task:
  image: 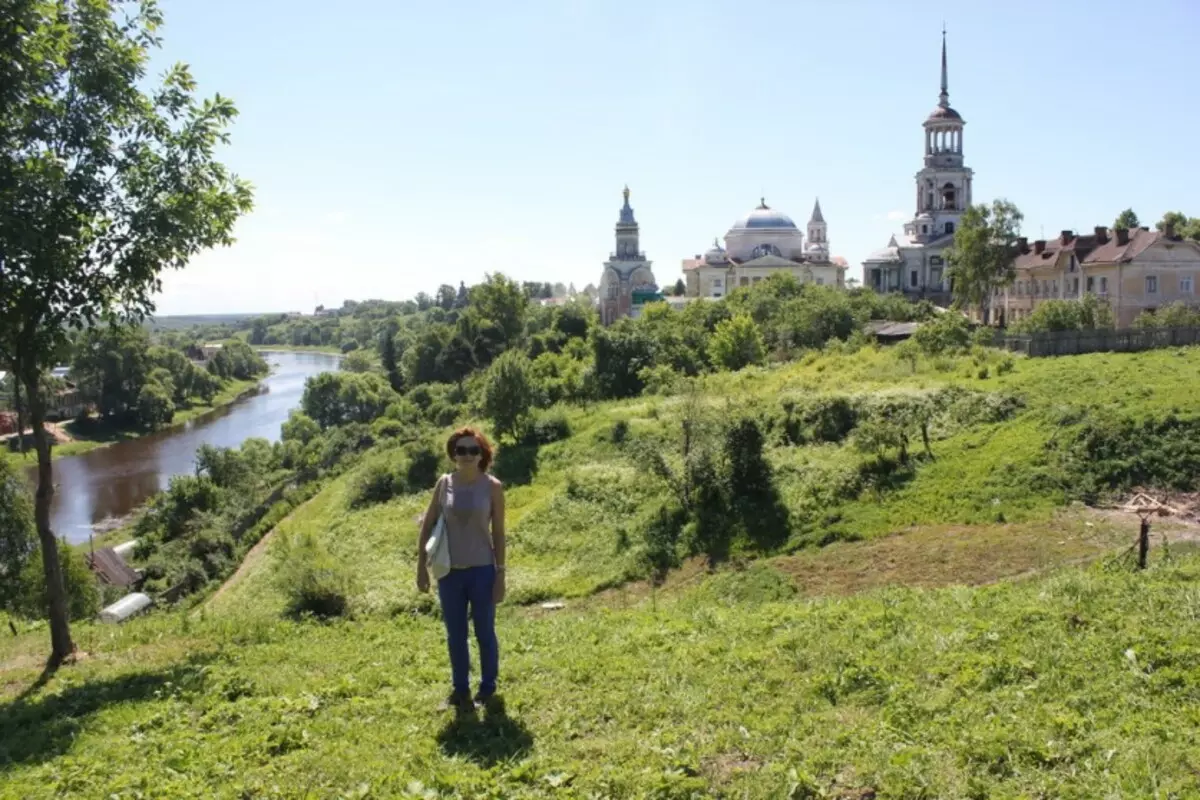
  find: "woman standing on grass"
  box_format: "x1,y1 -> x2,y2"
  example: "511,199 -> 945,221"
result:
416,426 -> 507,711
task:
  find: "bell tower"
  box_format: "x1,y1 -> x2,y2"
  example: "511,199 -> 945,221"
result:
910,28 -> 974,243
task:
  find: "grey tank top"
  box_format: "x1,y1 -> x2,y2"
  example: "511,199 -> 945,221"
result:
441,473 -> 495,568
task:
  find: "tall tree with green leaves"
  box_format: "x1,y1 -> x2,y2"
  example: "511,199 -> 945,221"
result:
945,200 -> 1024,323
1113,208 -> 1141,231
1157,211 -> 1200,242
0,0 -> 253,663
482,350 -> 534,439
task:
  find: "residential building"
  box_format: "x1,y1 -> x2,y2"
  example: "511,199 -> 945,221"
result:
863,30 -> 972,306
998,224 -> 1200,327
681,198 -> 845,299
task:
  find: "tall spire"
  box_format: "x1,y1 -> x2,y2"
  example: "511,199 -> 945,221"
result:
618,185 -> 636,226
810,197 -> 825,224
938,25 -> 949,108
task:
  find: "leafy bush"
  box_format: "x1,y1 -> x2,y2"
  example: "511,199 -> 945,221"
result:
12,543 -> 101,622
350,462 -> 401,508
1048,412 -> 1200,502
912,312 -> 970,354
708,314 -> 767,371
482,350 -> 534,438
403,443 -> 442,492
0,460 -> 35,611
274,531 -> 355,618
524,411 -> 571,446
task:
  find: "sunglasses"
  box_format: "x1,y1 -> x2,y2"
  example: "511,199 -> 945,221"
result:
455,445 -> 481,457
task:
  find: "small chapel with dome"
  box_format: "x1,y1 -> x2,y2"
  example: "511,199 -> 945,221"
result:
681,197 -> 845,298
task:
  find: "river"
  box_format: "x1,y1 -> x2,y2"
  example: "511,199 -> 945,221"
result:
43,350 -> 340,544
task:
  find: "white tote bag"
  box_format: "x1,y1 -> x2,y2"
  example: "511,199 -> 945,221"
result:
425,476 -> 452,580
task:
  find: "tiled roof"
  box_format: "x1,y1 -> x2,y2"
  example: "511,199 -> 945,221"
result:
1014,232 -> 1099,271
1083,227 -> 1162,264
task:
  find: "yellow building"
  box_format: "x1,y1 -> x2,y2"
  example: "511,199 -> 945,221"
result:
998,224 -> 1200,328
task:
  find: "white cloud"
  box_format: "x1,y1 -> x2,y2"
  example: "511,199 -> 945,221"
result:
886,210 -> 906,221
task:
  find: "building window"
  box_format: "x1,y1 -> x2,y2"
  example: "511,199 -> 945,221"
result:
1052,279 -> 1058,295
945,222 -> 955,235
1072,277 -> 1079,295
930,268 -> 942,287
815,277 -> 824,285
1182,275 -> 1194,295
921,224 -> 928,234
1146,275 -> 1158,294
1068,255 -> 1077,273
739,276 -> 749,287
1042,280 -> 1049,295
752,276 -> 762,284
713,278 -> 722,288
1099,277 -> 1108,295
910,270 -> 918,288
1086,276 -> 1095,293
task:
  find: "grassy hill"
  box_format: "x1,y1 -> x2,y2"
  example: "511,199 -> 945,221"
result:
4,346 -> 1200,796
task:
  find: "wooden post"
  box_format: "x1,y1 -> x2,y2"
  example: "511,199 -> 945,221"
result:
1138,516 -> 1151,570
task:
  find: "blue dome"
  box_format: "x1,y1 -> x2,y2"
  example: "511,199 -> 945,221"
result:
732,201 -> 797,231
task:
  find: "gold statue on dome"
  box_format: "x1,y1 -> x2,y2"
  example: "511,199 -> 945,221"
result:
623,185 -> 630,204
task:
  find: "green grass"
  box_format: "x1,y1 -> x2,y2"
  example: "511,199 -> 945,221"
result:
5,346 -> 1200,796
2,379 -> 260,470
3,551 -> 1200,797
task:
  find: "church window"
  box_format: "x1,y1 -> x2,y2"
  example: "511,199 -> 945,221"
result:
921,224 -> 929,234
712,278 -> 722,288
1052,280 -> 1058,295
1068,255 -> 1077,272
1086,276 -> 1095,293
815,277 -> 824,285
1180,275 -> 1192,294
1146,275 -> 1158,294
739,277 -> 749,287
1072,277 -> 1079,295
910,270 -> 918,288
942,183 -> 957,210
1042,280 -> 1049,295
930,268 -> 942,286
1100,277 -> 1108,294
944,222 -> 954,235
752,276 -> 762,284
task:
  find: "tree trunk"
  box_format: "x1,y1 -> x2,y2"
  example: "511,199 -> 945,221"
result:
23,372 -> 74,663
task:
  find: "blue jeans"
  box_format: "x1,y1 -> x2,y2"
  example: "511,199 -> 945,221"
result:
437,565 -> 498,695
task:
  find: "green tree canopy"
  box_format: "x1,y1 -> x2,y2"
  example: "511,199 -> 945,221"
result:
946,200 -> 1024,321
0,0 -> 253,661
482,350 -> 534,439
1113,208 -> 1141,230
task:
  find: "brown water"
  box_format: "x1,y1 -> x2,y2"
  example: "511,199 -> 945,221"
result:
35,350 -> 340,544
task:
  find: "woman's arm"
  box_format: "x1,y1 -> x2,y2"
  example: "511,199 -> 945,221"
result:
491,478 -> 506,602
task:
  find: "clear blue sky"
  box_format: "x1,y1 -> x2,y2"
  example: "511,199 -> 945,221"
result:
151,0 -> 1199,315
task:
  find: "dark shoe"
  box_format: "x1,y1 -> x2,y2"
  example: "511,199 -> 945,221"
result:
439,691 -> 472,712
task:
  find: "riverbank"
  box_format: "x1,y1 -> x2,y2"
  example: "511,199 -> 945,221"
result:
1,378 -> 262,471
253,344 -> 343,355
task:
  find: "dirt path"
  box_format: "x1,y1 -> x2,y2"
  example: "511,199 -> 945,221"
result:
202,498 -> 313,610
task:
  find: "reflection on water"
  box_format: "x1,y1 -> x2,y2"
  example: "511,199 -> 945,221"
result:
38,351 -> 339,544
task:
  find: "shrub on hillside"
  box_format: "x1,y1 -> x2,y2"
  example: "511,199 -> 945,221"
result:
1048,412 -> 1200,502
708,314 -> 767,371
404,443 -> 442,492
274,531 -> 355,619
523,411 -> 571,446
912,312 -> 970,354
11,543 -> 100,622
351,462 -> 402,508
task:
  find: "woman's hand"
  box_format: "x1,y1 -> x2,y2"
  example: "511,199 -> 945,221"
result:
416,563 -> 430,594
492,570 -> 506,604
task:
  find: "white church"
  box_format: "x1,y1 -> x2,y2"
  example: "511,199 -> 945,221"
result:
682,198 -> 847,298
862,31 -> 973,304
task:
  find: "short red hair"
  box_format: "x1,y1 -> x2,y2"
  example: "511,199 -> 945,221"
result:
446,427 -> 494,472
